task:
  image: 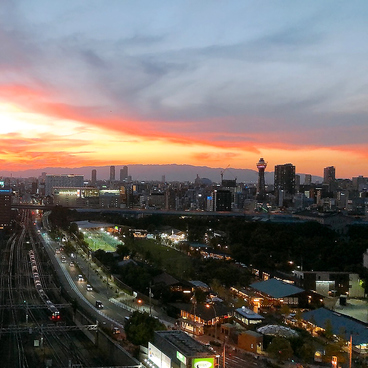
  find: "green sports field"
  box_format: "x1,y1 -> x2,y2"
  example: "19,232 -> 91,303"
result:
84,229 -> 121,252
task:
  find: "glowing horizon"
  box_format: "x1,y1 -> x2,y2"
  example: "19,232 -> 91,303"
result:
0,2 -> 367,179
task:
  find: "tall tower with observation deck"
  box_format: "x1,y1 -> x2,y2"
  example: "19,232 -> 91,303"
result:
256,158 -> 267,201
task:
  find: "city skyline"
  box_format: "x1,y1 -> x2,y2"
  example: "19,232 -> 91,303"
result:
0,1 -> 367,177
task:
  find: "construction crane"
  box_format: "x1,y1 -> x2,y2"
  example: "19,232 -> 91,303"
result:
220,165 -> 230,182
220,165 -> 237,182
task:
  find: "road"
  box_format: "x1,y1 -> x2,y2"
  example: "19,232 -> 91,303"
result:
41,232 -> 130,330
221,349 -> 266,368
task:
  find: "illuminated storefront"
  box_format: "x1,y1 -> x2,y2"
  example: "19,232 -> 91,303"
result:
149,330 -> 218,368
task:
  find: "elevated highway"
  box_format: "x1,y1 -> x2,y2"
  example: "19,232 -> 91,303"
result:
12,203 -> 252,219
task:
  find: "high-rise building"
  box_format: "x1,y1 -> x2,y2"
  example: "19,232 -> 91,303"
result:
91,169 -> 97,185
323,166 -> 336,192
0,185 -> 12,228
352,176 -> 368,191
45,174 -> 84,196
110,166 -> 115,182
324,166 -> 335,183
304,174 -> 312,185
256,157 -> 267,201
120,166 -> 128,182
274,163 -> 296,206
212,189 -> 232,211
295,174 -> 300,192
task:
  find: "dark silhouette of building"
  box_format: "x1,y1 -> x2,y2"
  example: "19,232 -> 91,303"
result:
91,169 -> 97,185
274,163 -> 295,206
0,187 -> 12,228
120,166 -> 128,182
324,166 -> 336,192
109,166 -> 115,183
304,174 -> 312,185
256,157 -> 267,201
212,189 -> 232,211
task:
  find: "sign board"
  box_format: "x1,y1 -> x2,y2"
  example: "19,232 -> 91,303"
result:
192,357 -> 215,368
177,351 -> 187,364
148,342 -> 171,368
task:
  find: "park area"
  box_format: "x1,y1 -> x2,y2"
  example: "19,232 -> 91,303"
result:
126,238 -> 192,279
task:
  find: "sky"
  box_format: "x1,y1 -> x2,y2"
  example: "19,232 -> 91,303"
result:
0,0 -> 367,179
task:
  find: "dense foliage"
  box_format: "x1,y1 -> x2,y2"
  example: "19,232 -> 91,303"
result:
51,208 -> 368,291
124,311 -> 166,346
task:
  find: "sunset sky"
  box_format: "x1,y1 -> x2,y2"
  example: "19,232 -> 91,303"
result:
0,1 -> 367,179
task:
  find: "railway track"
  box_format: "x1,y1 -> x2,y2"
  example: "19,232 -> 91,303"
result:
0,210 -> 128,367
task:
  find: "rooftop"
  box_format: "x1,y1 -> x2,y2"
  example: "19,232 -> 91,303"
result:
75,220 -> 115,229
235,306 -> 264,320
303,307 -> 368,345
250,278 -> 304,298
154,330 -> 213,357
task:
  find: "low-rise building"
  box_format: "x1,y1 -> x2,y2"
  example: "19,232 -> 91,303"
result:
233,306 -> 264,326
148,330 -> 218,368
173,302 -> 232,336
248,278 -> 324,309
237,330 -> 263,354
302,308 -> 368,354
293,270 -> 365,298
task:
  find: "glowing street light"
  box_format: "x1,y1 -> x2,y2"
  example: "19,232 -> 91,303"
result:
206,303 -> 218,340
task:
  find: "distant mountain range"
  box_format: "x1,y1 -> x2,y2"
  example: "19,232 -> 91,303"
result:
0,164 -> 323,184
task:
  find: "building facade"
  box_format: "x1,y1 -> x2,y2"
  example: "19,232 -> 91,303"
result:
120,166 -> 128,182
148,330 -> 218,368
323,166 -> 336,192
0,187 -> 12,228
110,166 -> 116,182
274,163 -> 296,207
45,174 -> 84,196
91,169 -> 97,185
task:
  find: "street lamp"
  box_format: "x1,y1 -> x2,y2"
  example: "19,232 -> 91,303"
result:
206,303 -> 218,340
24,300 -> 28,324
137,299 -> 143,311
222,336 -> 227,368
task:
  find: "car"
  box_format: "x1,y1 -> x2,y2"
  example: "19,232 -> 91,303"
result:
77,275 -> 84,282
69,261 -> 74,267
95,301 -> 103,309
112,327 -> 120,334
61,256 -> 66,263
86,284 -> 93,291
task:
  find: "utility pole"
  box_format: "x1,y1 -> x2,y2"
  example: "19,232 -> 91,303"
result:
149,281 -> 152,316
223,338 -> 226,368
349,335 -> 352,368
87,249 -> 90,280
24,300 -> 28,324
206,303 -> 217,340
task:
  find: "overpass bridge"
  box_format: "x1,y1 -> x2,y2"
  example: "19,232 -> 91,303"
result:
11,204 -> 252,219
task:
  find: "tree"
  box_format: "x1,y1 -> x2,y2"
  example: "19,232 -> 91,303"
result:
324,318 -> 334,339
280,304 -> 290,316
125,311 -> 166,346
69,222 -> 79,235
298,342 -> 315,363
267,337 -> 294,362
324,343 -> 346,365
116,244 -> 130,258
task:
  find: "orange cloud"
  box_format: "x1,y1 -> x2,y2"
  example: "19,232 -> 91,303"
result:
0,83 -> 366,178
